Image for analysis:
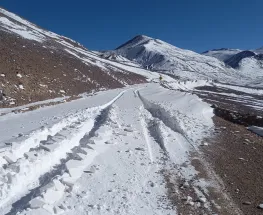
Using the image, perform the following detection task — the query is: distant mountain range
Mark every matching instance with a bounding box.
[0,7,262,107]
[202,47,263,68]
[104,35,263,86]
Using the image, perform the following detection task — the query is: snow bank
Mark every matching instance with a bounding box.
[139,84,214,145]
[247,126,263,137]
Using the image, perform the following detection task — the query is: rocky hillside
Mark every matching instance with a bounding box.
[0,8,146,108]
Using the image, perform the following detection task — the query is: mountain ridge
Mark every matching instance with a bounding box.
[0,7,146,107]
[0,6,263,109]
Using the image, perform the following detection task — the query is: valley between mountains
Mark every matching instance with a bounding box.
[0,6,263,215]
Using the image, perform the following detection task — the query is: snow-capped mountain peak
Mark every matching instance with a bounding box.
[116,35,153,50]
[114,35,236,80]
[111,35,263,87]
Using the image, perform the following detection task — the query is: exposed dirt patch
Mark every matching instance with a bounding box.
[203,116,263,215]
[213,106,263,127]
[0,19,146,108]
[195,86,263,116]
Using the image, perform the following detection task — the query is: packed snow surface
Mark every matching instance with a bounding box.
[0,83,220,215]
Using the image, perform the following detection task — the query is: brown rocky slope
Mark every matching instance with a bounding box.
[0,7,146,107]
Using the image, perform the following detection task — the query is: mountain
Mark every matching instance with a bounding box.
[0,6,262,109]
[202,48,241,61]
[202,47,263,79]
[114,35,233,79]
[255,47,263,54]
[202,46,263,62]
[113,35,263,86]
[224,51,256,68]
[0,8,146,108]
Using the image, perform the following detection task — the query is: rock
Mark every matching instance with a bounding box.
[186,201,195,206]
[242,201,252,205]
[149,181,155,187]
[257,204,263,209]
[124,128,133,132]
[9,101,15,105]
[182,196,192,202]
[198,197,206,203]
[211,104,218,108]
[135,147,145,151]
[180,181,189,189]
[200,142,208,146]
[83,166,96,174]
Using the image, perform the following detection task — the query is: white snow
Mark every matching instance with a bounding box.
[42,188,64,205]
[247,126,263,137]
[0,83,223,215]
[18,84,24,90]
[16,73,22,78]
[0,17,45,42]
[214,82,263,95]
[202,48,241,61]
[66,160,85,178]
[29,197,46,209]
[0,6,261,90]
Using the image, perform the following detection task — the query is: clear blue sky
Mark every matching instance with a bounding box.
[1,0,262,52]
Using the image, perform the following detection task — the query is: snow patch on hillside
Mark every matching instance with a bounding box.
[0,17,45,42]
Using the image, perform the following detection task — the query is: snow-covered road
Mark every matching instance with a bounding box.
[0,83,238,215]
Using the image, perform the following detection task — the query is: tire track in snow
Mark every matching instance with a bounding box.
[138,91,197,151]
[139,106,154,163]
[1,92,124,215]
[137,90,241,214]
[0,106,98,167]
